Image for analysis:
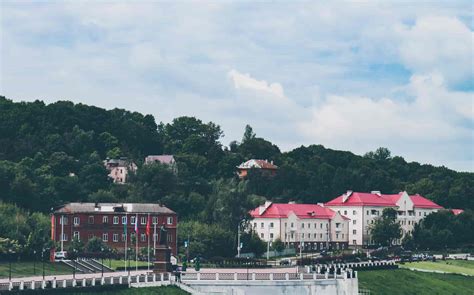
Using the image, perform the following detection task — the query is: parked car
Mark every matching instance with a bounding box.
[54,251,67,260]
[279,258,292,266]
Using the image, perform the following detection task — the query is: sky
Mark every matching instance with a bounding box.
[1,1,473,172]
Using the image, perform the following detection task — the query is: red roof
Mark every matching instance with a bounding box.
[325,192,397,207]
[451,209,464,215]
[250,203,346,220]
[237,159,278,170]
[325,191,443,209]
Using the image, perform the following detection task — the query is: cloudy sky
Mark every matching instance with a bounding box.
[1,1,473,171]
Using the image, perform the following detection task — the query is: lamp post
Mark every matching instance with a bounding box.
[246,257,249,280]
[8,249,14,282]
[73,249,77,279]
[127,248,131,277]
[101,247,104,277]
[41,248,47,280]
[33,250,37,275]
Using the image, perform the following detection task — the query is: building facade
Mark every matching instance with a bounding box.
[51,203,177,257]
[249,202,350,251]
[104,158,137,184]
[325,191,443,247]
[144,155,177,173]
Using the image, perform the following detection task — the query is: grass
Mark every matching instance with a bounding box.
[107,259,151,270]
[57,286,189,294]
[0,261,71,279]
[400,260,474,275]
[358,269,474,295]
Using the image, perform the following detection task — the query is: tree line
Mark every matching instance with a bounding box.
[0,96,473,258]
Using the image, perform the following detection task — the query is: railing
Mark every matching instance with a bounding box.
[0,272,171,292]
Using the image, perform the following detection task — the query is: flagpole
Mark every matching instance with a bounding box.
[147,213,150,272]
[136,214,138,272]
[124,213,128,272]
[153,222,157,255]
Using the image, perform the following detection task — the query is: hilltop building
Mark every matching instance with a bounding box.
[144,155,177,173]
[325,191,443,247]
[249,202,349,251]
[104,158,137,184]
[51,203,177,256]
[237,159,278,179]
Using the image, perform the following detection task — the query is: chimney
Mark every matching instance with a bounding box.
[343,190,352,203]
[288,201,296,204]
[259,201,272,215]
[317,203,325,207]
[371,191,381,196]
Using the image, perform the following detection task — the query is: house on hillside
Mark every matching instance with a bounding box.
[144,155,177,173]
[249,201,349,251]
[325,191,443,247]
[237,159,278,179]
[104,158,137,184]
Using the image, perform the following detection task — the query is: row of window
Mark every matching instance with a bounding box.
[63,232,173,243]
[262,232,345,240]
[253,221,329,230]
[59,215,173,226]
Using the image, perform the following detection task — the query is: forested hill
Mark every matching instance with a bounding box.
[0,96,472,220]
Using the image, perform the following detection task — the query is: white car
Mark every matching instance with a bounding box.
[54,251,67,260]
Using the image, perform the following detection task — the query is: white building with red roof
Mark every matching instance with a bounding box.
[249,201,350,251]
[325,191,443,247]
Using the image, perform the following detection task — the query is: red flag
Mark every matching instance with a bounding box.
[146,214,151,236]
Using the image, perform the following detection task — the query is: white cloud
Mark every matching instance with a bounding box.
[397,16,473,85]
[228,69,285,98]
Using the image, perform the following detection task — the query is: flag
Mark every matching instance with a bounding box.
[134,214,139,234]
[146,214,151,236]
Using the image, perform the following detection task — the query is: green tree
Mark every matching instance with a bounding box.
[370,208,402,247]
[272,238,285,252]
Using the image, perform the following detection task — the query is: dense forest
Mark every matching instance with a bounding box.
[0,96,473,257]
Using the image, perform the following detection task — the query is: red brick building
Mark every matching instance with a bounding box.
[51,203,177,257]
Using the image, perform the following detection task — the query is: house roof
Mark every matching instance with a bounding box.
[249,203,347,220]
[451,209,464,215]
[145,155,175,165]
[54,203,176,214]
[325,191,443,209]
[237,159,278,170]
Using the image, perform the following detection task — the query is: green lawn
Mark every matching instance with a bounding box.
[59,286,188,294]
[358,269,474,295]
[0,261,71,279]
[400,260,474,275]
[107,259,151,270]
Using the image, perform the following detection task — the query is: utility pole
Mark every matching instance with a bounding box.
[237,223,241,258]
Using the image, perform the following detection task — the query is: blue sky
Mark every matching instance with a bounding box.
[1,1,473,171]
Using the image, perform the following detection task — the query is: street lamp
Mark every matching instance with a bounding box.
[101,247,104,277]
[41,248,48,280]
[127,248,131,277]
[33,250,37,275]
[73,249,78,279]
[8,249,14,282]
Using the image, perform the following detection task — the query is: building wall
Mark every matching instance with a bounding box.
[52,212,177,256]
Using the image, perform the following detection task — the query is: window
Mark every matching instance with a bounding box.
[314,223,317,228]
[353,220,356,225]
[270,222,274,228]
[62,233,68,241]
[336,223,340,228]
[344,210,347,215]
[167,233,172,243]
[270,233,274,239]
[336,234,339,239]
[419,212,421,216]
[301,233,304,239]
[122,216,127,225]
[73,231,80,240]
[314,233,317,238]
[73,217,80,226]
[253,222,257,228]
[261,222,264,228]
[285,222,287,228]
[153,217,158,224]
[113,233,118,242]
[103,216,108,224]
[342,234,344,239]
[353,240,356,244]
[291,223,294,228]
[320,223,323,229]
[291,233,294,239]
[308,223,310,228]
[320,233,323,239]
[60,216,68,225]
[353,210,357,215]
[88,216,94,224]
[167,217,173,224]
[113,216,119,224]
[141,233,146,242]
[102,233,108,242]
[353,230,357,235]
[260,233,264,238]
[367,210,369,215]
[424,212,427,216]
[131,216,136,224]
[302,223,305,229]
[141,217,146,225]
